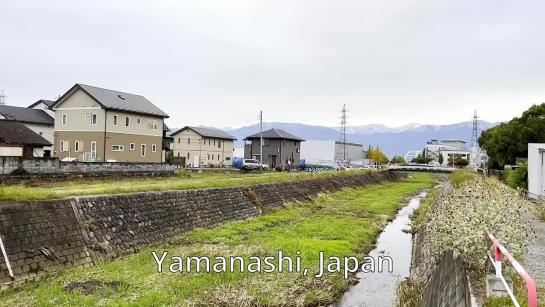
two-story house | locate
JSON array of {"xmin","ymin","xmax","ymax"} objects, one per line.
[
  {"xmin": 51, "ymin": 84, "xmax": 169, "ymax": 163},
  {"xmin": 0, "ymin": 102, "xmax": 54, "ymax": 157},
  {"xmin": 244, "ymin": 128, "xmax": 304, "ymax": 170},
  {"xmin": 170, "ymin": 126, "xmax": 236, "ymax": 167}
]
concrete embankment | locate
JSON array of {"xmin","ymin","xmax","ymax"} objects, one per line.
[{"xmin": 0, "ymin": 171, "xmax": 403, "ymax": 288}]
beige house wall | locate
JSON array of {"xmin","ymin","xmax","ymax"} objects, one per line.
[
  {"xmin": 105, "ymin": 111, "xmax": 163, "ymax": 137},
  {"xmin": 53, "ymin": 88, "xmax": 165, "ymax": 163},
  {"xmin": 54, "ymin": 131, "xmax": 162, "ymax": 163},
  {"xmin": 171, "ymin": 129, "xmax": 234, "ymax": 166}
]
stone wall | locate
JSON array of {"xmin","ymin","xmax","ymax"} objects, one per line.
[
  {"xmin": 0, "ymin": 200, "xmax": 95, "ymax": 287},
  {"xmin": 0, "ymin": 171, "xmax": 403, "ymax": 287},
  {"xmin": 0, "ymin": 156, "xmax": 174, "ymax": 176},
  {"xmin": 423, "ymin": 252, "xmax": 471, "ymax": 307}
]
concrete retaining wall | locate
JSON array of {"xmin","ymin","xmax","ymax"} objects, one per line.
[
  {"xmin": 0, "ymin": 171, "xmax": 402, "ymax": 288},
  {"xmin": 423, "ymin": 252, "xmax": 471, "ymax": 307},
  {"xmin": 0, "ymin": 156, "xmax": 174, "ymax": 176}
]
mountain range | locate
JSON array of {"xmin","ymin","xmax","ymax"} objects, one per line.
[{"xmin": 226, "ymin": 121, "xmax": 497, "ymax": 158}]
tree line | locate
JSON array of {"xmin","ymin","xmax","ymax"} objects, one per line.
[{"xmin": 479, "ymin": 103, "xmax": 545, "ymax": 169}]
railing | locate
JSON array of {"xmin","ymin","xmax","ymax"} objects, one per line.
[{"xmin": 485, "ymin": 229, "xmax": 538, "ymax": 307}]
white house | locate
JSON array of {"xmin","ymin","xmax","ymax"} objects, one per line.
[{"xmin": 528, "ymin": 143, "xmax": 545, "ymax": 199}]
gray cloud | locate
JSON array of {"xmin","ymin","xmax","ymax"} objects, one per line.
[{"xmin": 1, "ymin": 0, "xmax": 544, "ymax": 128}]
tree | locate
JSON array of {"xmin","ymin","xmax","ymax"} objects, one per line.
[
  {"xmin": 411, "ymin": 154, "xmax": 432, "ymax": 164},
  {"xmin": 367, "ymin": 145, "xmax": 389, "ymax": 165},
  {"xmin": 390, "ymin": 155, "xmax": 406, "ymax": 164},
  {"xmin": 438, "ymin": 154, "xmax": 444, "ymax": 165},
  {"xmin": 479, "ymin": 103, "xmax": 545, "ymax": 169}
]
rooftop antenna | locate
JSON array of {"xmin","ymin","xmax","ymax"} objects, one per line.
[
  {"xmin": 0, "ymin": 90, "xmax": 5, "ymax": 105},
  {"xmin": 338, "ymin": 104, "xmax": 347, "ymax": 162}
]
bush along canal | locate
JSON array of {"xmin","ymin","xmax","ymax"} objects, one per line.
[{"xmin": 334, "ymin": 190, "xmax": 429, "ymax": 307}]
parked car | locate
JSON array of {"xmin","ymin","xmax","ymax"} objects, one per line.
[{"xmin": 241, "ymin": 159, "xmax": 269, "ymax": 170}]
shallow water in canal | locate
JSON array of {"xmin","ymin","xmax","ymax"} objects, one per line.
[{"xmin": 333, "ymin": 190, "xmax": 429, "ymax": 307}]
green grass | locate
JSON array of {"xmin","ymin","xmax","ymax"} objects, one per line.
[
  {"xmin": 0, "ymin": 170, "xmax": 371, "ymax": 201},
  {"xmin": 449, "ymin": 169, "xmax": 479, "ymax": 187},
  {"xmin": 0, "ymin": 173, "xmax": 434, "ymax": 306}
]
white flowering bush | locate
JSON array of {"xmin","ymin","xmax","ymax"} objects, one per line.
[{"xmin": 428, "ymin": 176, "xmax": 530, "ymax": 271}]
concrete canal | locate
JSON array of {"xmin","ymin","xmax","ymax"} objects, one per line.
[{"xmin": 334, "ymin": 190, "xmax": 429, "ymax": 307}]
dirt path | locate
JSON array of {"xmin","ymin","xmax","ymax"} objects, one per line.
[{"xmin": 522, "ymin": 202, "xmax": 545, "ymax": 285}]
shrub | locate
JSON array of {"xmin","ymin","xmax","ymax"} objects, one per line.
[
  {"xmin": 275, "ymin": 166, "xmax": 282, "ymax": 172},
  {"xmin": 505, "ymin": 161, "xmax": 528, "ymax": 190},
  {"xmin": 449, "ymin": 169, "xmax": 477, "ymax": 187}
]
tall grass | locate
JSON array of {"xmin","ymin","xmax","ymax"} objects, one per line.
[
  {"xmin": 449, "ymin": 169, "xmax": 478, "ymax": 187},
  {"xmin": 0, "ymin": 170, "xmax": 370, "ymax": 201}
]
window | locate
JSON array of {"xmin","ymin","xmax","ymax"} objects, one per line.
[
  {"xmin": 208, "ymin": 139, "xmax": 211, "ymax": 146},
  {"xmin": 141, "ymin": 144, "xmax": 146, "ymax": 157},
  {"xmin": 91, "ymin": 114, "xmax": 97, "ymax": 125},
  {"xmin": 213, "ymin": 139, "xmax": 216, "ymax": 146},
  {"xmin": 187, "ymin": 138, "xmax": 191, "ymax": 145},
  {"xmin": 74, "ymin": 141, "xmax": 80, "ymax": 152},
  {"xmin": 226, "ymin": 157, "xmax": 231, "ymax": 161},
  {"xmin": 207, "ymin": 154, "xmax": 210, "ymax": 160},
  {"xmin": 62, "ymin": 114, "xmax": 67, "ymax": 125},
  {"xmin": 112, "ymin": 145, "xmax": 124, "ymax": 152},
  {"xmin": 152, "ymin": 144, "xmax": 157, "ymax": 152},
  {"xmin": 218, "ymin": 140, "xmax": 221, "ymax": 148},
  {"xmin": 130, "ymin": 143, "xmax": 135, "ymax": 150},
  {"xmin": 187, "ymin": 152, "xmax": 190, "ymax": 159},
  {"xmin": 113, "ymin": 115, "xmax": 118, "ymax": 126},
  {"xmin": 86, "ymin": 113, "xmax": 97, "ymax": 125},
  {"xmin": 60, "ymin": 141, "xmax": 67, "ymax": 152},
  {"xmin": 153, "ymin": 121, "xmax": 158, "ymax": 130},
  {"xmin": 218, "ymin": 154, "xmax": 220, "ymax": 160},
  {"xmin": 137, "ymin": 118, "xmax": 141, "ymax": 124},
  {"xmin": 211, "ymin": 154, "xmax": 214, "ymax": 160},
  {"xmin": 125, "ymin": 116, "xmax": 130, "ymax": 127},
  {"xmin": 178, "ymin": 138, "xmax": 181, "ymax": 144}
]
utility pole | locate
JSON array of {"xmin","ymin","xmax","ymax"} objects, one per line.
[
  {"xmin": 0, "ymin": 90, "xmax": 5, "ymax": 105},
  {"xmin": 260, "ymin": 110, "xmax": 263, "ymax": 171}
]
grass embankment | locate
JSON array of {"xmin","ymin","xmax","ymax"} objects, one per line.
[
  {"xmin": 0, "ymin": 170, "xmax": 370, "ymax": 201},
  {"xmin": 0, "ymin": 173, "xmax": 434, "ymax": 306}
]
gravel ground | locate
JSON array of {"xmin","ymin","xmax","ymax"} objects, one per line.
[{"xmin": 522, "ymin": 202, "xmax": 545, "ymax": 285}]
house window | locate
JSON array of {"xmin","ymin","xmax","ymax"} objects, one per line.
[
  {"xmin": 91, "ymin": 114, "xmax": 97, "ymax": 125},
  {"xmin": 130, "ymin": 143, "xmax": 135, "ymax": 150},
  {"xmin": 112, "ymin": 145, "xmax": 124, "ymax": 152},
  {"xmin": 62, "ymin": 114, "xmax": 67, "ymax": 125},
  {"xmin": 141, "ymin": 144, "xmax": 146, "ymax": 157},
  {"xmin": 226, "ymin": 157, "xmax": 231, "ymax": 161},
  {"xmin": 211, "ymin": 154, "xmax": 214, "ymax": 160},
  {"xmin": 152, "ymin": 144, "xmax": 157, "ymax": 152},
  {"xmin": 187, "ymin": 152, "xmax": 190, "ymax": 159},
  {"xmin": 113, "ymin": 115, "xmax": 118, "ymax": 126},
  {"xmin": 125, "ymin": 116, "xmax": 130, "ymax": 127},
  {"xmin": 218, "ymin": 154, "xmax": 220, "ymax": 160},
  {"xmin": 74, "ymin": 141, "xmax": 80, "ymax": 152},
  {"xmin": 208, "ymin": 139, "xmax": 211, "ymax": 146},
  {"xmin": 60, "ymin": 141, "xmax": 67, "ymax": 152},
  {"xmin": 213, "ymin": 140, "xmax": 216, "ymax": 146},
  {"xmin": 207, "ymin": 154, "xmax": 210, "ymax": 160},
  {"xmin": 137, "ymin": 118, "xmax": 141, "ymax": 124},
  {"xmin": 188, "ymin": 138, "xmax": 191, "ymax": 145},
  {"xmin": 218, "ymin": 140, "xmax": 221, "ymax": 148},
  {"xmin": 178, "ymin": 138, "xmax": 180, "ymax": 144}
]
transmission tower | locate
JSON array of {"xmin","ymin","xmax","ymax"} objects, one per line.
[
  {"xmin": 470, "ymin": 110, "xmax": 480, "ymax": 168},
  {"xmin": 338, "ymin": 104, "xmax": 347, "ymax": 162}
]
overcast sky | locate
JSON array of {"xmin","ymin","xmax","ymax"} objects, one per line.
[{"xmin": 1, "ymin": 0, "xmax": 544, "ymax": 128}]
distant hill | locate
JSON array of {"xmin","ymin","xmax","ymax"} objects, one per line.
[{"xmin": 227, "ymin": 121, "xmax": 497, "ymax": 157}]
